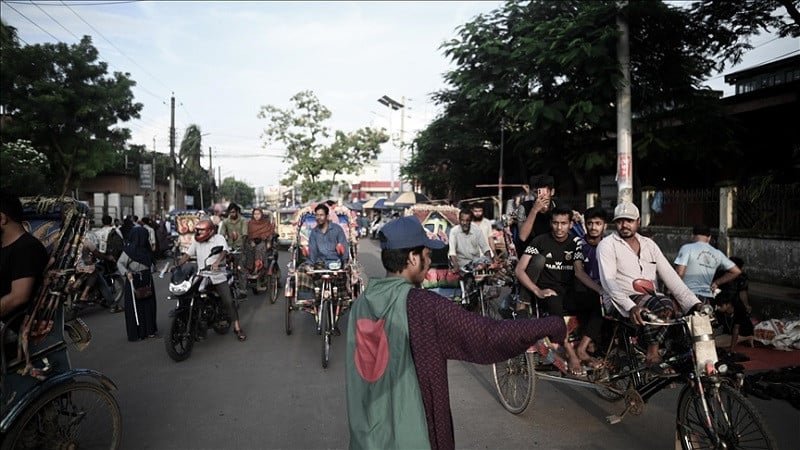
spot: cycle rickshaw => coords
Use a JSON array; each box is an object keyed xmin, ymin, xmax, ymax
[
  {"xmin": 1, "ymin": 197, "xmax": 122, "ymax": 449},
  {"xmin": 283, "ymin": 203, "xmax": 365, "ymax": 368},
  {"xmin": 410, "ymin": 205, "xmax": 509, "ymax": 315}
]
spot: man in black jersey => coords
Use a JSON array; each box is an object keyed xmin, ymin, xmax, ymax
[{"xmin": 515, "ymin": 206, "xmax": 588, "ymax": 375}]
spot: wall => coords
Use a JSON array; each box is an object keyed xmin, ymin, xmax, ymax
[{"xmin": 646, "ymin": 225, "xmax": 800, "ymax": 288}]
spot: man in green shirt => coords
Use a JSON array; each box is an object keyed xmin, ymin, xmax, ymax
[{"xmin": 219, "ymin": 203, "xmax": 248, "ymax": 297}]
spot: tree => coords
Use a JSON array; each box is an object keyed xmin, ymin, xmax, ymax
[
  {"xmin": 218, "ymin": 177, "xmax": 254, "ymax": 207},
  {"xmin": 688, "ymin": 0, "xmax": 800, "ymax": 71},
  {"xmin": 177, "ymin": 124, "xmax": 213, "ymax": 208},
  {"xmin": 0, "ymin": 22, "xmax": 143, "ymax": 196},
  {"xmin": 258, "ymin": 90, "xmax": 389, "ymax": 201},
  {"xmin": 0, "ymin": 139, "xmax": 52, "ymax": 195},
  {"xmin": 408, "ymin": 0, "xmax": 793, "ymax": 198}
]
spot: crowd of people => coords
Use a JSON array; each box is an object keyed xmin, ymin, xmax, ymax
[
  {"xmin": 1, "ymin": 187, "xmax": 758, "ymax": 450},
  {"xmin": 345, "ymin": 174, "xmax": 756, "ymax": 449}
]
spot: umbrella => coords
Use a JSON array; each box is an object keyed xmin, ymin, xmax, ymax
[
  {"xmin": 372, "ymin": 198, "xmax": 389, "ymax": 210},
  {"xmin": 384, "ymin": 191, "xmax": 431, "ymax": 209},
  {"xmin": 345, "ymin": 201, "xmax": 364, "ymax": 211},
  {"xmin": 362, "ymin": 197, "xmax": 386, "ymax": 209}
]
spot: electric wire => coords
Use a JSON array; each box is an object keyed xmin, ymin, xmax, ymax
[
  {"xmin": 59, "ymin": 0, "xmax": 173, "ymax": 94},
  {"xmin": 33, "ymin": 1, "xmax": 81, "ymax": 41},
  {"xmin": 3, "ymin": 2, "xmax": 61, "ymax": 41}
]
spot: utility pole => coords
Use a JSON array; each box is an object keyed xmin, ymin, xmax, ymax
[
  {"xmin": 616, "ymin": 2, "xmax": 633, "ymax": 204},
  {"xmin": 208, "ymin": 146, "xmax": 213, "ymax": 205},
  {"xmin": 498, "ymin": 118, "xmax": 504, "ymax": 217},
  {"xmin": 399, "ymin": 96, "xmax": 406, "ymax": 191},
  {"xmin": 169, "ymin": 94, "xmax": 177, "ymax": 211},
  {"xmin": 152, "ymin": 140, "xmax": 157, "ymax": 214}
]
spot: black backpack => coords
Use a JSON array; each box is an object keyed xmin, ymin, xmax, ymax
[{"xmin": 106, "ymin": 228, "xmax": 125, "ymax": 261}]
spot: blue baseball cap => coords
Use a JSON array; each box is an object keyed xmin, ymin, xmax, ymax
[{"xmin": 379, "ymin": 216, "xmax": 446, "ymax": 250}]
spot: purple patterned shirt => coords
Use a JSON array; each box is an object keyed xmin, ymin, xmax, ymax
[{"xmin": 406, "ymin": 288, "xmax": 565, "ymax": 450}]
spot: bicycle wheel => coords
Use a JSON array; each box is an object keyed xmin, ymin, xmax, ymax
[
  {"xmin": 492, "ymin": 351, "xmax": 536, "ymax": 414},
  {"xmin": 285, "ymin": 291, "xmax": 293, "ymax": 335},
  {"xmin": 321, "ymin": 300, "xmax": 331, "ymax": 369},
  {"xmin": 165, "ymin": 310, "xmax": 194, "ymax": 362},
  {"xmin": 2, "ymin": 380, "xmax": 122, "ymax": 450},
  {"xmin": 267, "ymin": 274, "xmax": 279, "ymax": 304},
  {"xmin": 676, "ymin": 380, "xmax": 777, "ymax": 450},
  {"xmin": 108, "ymin": 274, "xmax": 124, "ymax": 307}
]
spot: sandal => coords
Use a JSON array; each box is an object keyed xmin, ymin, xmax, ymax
[
  {"xmin": 235, "ymin": 328, "xmax": 247, "ymax": 342},
  {"xmin": 568, "ymin": 358, "xmax": 587, "ymax": 377}
]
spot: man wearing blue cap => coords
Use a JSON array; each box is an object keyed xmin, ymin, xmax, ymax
[{"xmin": 345, "ymin": 215, "xmax": 566, "ymax": 450}]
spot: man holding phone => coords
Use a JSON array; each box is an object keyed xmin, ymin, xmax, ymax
[{"xmin": 511, "ymin": 174, "xmax": 556, "ymax": 311}]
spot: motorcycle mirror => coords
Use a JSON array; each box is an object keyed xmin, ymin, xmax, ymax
[{"xmin": 210, "ymin": 245, "xmax": 224, "ymax": 256}]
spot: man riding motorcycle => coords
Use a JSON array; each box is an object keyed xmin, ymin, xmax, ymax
[{"xmin": 174, "ymin": 219, "xmax": 247, "ymax": 342}]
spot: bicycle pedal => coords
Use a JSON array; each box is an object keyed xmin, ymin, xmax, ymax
[{"xmin": 606, "ymin": 414, "xmax": 623, "ymax": 425}]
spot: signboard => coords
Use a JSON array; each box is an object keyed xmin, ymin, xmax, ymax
[{"xmin": 139, "ymin": 163, "xmax": 153, "ymax": 190}]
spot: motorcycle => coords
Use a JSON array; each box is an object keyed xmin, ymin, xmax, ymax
[
  {"xmin": 164, "ymin": 246, "xmax": 233, "ymax": 362},
  {"xmin": 64, "ymin": 259, "xmax": 124, "ymax": 320}
]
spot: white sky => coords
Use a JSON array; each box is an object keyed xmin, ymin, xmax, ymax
[{"xmin": 2, "ymin": 0, "xmax": 798, "ymax": 189}]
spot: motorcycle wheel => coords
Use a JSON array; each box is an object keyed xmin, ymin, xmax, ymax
[{"xmin": 165, "ymin": 310, "xmax": 195, "ymax": 362}]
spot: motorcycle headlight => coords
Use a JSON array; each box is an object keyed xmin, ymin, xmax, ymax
[
  {"xmin": 326, "ymin": 260, "xmax": 342, "ymax": 270},
  {"xmin": 169, "ymin": 280, "xmax": 192, "ymax": 295}
]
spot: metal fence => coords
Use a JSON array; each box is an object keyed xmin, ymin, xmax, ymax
[
  {"xmin": 649, "ymin": 188, "xmax": 719, "ymax": 229},
  {"xmin": 734, "ymin": 183, "xmax": 800, "ymax": 237}
]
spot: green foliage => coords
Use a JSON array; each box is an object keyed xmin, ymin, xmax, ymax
[
  {"xmin": 218, "ymin": 177, "xmax": 254, "ymax": 207},
  {"xmin": 258, "ymin": 90, "xmax": 388, "ymax": 201},
  {"xmin": 409, "ymin": 0, "xmax": 792, "ymax": 198},
  {"xmin": 0, "ymin": 140, "xmax": 53, "ymax": 195},
  {"xmin": 688, "ymin": 0, "xmax": 800, "ymax": 71},
  {"xmin": 177, "ymin": 124, "xmax": 214, "ymax": 207},
  {"xmin": 0, "ymin": 22, "xmax": 142, "ymax": 196}
]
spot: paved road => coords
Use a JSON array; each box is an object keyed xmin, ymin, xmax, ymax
[{"xmin": 69, "ymin": 238, "xmax": 797, "ymax": 449}]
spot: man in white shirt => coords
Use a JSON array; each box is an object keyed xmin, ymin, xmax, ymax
[
  {"xmin": 448, "ymin": 209, "xmax": 492, "ymax": 271},
  {"xmin": 597, "ymin": 201, "xmax": 701, "ymax": 369},
  {"xmin": 174, "ymin": 219, "xmax": 247, "ymax": 342},
  {"xmin": 470, "ymin": 203, "xmax": 496, "ymax": 258}
]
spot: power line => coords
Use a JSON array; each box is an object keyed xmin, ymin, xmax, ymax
[
  {"xmin": 33, "ymin": 1, "xmax": 81, "ymax": 41},
  {"xmin": 59, "ymin": 0, "xmax": 173, "ymax": 93},
  {"xmin": 4, "ymin": 2, "xmax": 61, "ymax": 41},
  {"xmin": 5, "ymin": 1, "xmax": 139, "ymax": 5}
]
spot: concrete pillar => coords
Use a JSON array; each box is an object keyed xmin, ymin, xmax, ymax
[
  {"xmin": 134, "ymin": 195, "xmax": 145, "ymax": 219},
  {"xmin": 107, "ymin": 193, "xmax": 121, "ymax": 221},
  {"xmin": 719, "ymin": 186, "xmax": 735, "ymax": 255},
  {"xmin": 92, "ymin": 192, "xmax": 105, "ymax": 224},
  {"xmin": 641, "ymin": 189, "xmax": 655, "ymax": 227},
  {"xmin": 586, "ymin": 192, "xmax": 599, "ymax": 209}
]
